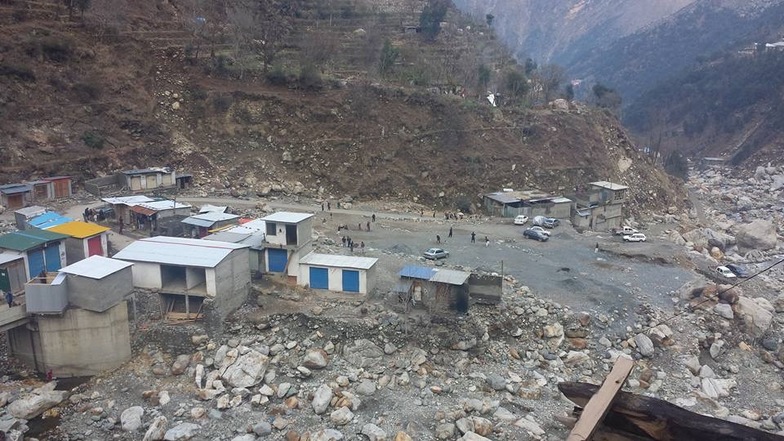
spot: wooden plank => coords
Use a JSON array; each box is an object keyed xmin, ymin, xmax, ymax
[
  {"xmin": 567, "ymin": 356, "xmax": 635, "ymax": 441},
  {"xmin": 560, "ymin": 382, "xmax": 784, "ymax": 441}
]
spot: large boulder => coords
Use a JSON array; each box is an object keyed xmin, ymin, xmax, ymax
[
  {"xmin": 682, "ymin": 228, "xmax": 735, "ymax": 250},
  {"xmin": 7, "ymin": 382, "xmax": 68, "ymax": 420},
  {"xmin": 735, "ymin": 220, "xmax": 778, "ymax": 251},
  {"xmin": 734, "ymin": 297, "xmax": 775, "ymax": 334},
  {"xmin": 219, "ymin": 348, "xmax": 269, "ymax": 388},
  {"xmin": 343, "ymin": 339, "xmax": 384, "ymax": 368},
  {"xmin": 302, "ymin": 348, "xmax": 330, "ymax": 369},
  {"xmin": 312, "ymin": 384, "xmax": 333, "ymax": 415}
]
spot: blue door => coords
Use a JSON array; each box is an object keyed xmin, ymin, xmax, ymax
[
  {"xmin": 268, "ymin": 249, "xmax": 288, "ymax": 273},
  {"xmin": 342, "ymin": 270, "xmax": 360, "ymax": 293},
  {"xmin": 27, "ymin": 249, "xmax": 45, "ymax": 279},
  {"xmin": 44, "ymin": 243, "xmax": 61, "ymax": 272},
  {"xmin": 309, "ymin": 267, "xmax": 328, "ymax": 289}
]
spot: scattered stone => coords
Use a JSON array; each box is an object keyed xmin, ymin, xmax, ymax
[
  {"xmin": 361, "ymin": 423, "xmax": 387, "ymax": 441},
  {"xmin": 143, "ymin": 416, "xmax": 168, "ymax": 441},
  {"xmin": 121, "ymin": 406, "xmax": 144, "ymax": 432},
  {"xmin": 312, "ymin": 384, "xmax": 333, "ymax": 414},
  {"xmin": 164, "ymin": 423, "xmax": 201, "ymax": 440},
  {"xmin": 330, "ymin": 407, "xmax": 354, "ymax": 425},
  {"xmin": 302, "ymin": 349, "xmax": 330, "ymax": 369},
  {"xmin": 634, "ymin": 334, "xmax": 655, "ymax": 357}
]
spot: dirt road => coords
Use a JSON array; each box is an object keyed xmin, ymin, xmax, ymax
[{"xmin": 181, "ymin": 195, "xmax": 695, "ymax": 332}]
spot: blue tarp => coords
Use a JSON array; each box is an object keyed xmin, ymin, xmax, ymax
[
  {"xmin": 399, "ymin": 265, "xmax": 436, "ymax": 280},
  {"xmin": 30, "ymin": 212, "xmax": 74, "ymax": 230}
]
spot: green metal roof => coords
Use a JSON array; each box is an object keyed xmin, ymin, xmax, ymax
[{"xmin": 0, "ymin": 230, "xmax": 68, "ymax": 251}]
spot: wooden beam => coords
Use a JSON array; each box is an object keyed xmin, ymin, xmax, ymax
[
  {"xmin": 567, "ymin": 356, "xmax": 635, "ymax": 441},
  {"xmin": 560, "ymin": 382, "xmax": 784, "ymax": 441}
]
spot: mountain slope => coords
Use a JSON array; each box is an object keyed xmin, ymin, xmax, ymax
[{"xmin": 0, "ymin": 0, "xmax": 684, "ymax": 213}]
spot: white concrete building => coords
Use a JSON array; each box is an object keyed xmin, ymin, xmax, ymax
[
  {"xmin": 261, "ymin": 212, "xmax": 314, "ymax": 278},
  {"xmin": 298, "ymin": 253, "xmax": 378, "ymax": 294}
]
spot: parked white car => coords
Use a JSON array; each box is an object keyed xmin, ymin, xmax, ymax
[
  {"xmin": 513, "ymin": 215, "xmax": 529, "ymax": 225},
  {"xmin": 716, "ymin": 266, "xmax": 737, "ymax": 279},
  {"xmin": 615, "ymin": 226, "xmax": 639, "ymax": 236},
  {"xmin": 622, "ymin": 233, "xmax": 647, "ymax": 242}
]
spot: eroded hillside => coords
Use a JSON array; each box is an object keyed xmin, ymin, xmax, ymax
[{"xmin": 0, "ymin": 0, "xmax": 684, "ymax": 213}]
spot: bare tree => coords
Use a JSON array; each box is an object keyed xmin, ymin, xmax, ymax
[
  {"xmin": 536, "ymin": 64, "xmax": 566, "ymax": 103},
  {"xmin": 88, "ymin": 0, "xmax": 128, "ymax": 40},
  {"xmin": 300, "ymin": 30, "xmax": 338, "ymax": 72}
]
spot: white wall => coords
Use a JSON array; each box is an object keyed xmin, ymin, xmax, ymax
[
  {"xmin": 298, "ymin": 265, "xmax": 369, "ymax": 294},
  {"xmin": 129, "ymin": 262, "xmax": 163, "ymax": 289}
]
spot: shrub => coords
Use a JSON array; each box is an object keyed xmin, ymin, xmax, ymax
[
  {"xmin": 40, "ymin": 38, "xmax": 72, "ymax": 62},
  {"xmin": 72, "ymin": 81, "xmax": 101, "ymax": 103},
  {"xmin": 298, "ymin": 63, "xmax": 322, "ymax": 90},
  {"xmin": 82, "ymin": 131, "xmax": 105, "ymax": 149},
  {"xmin": 266, "ymin": 65, "xmax": 289, "ymax": 86},
  {"xmin": 211, "ymin": 94, "xmax": 233, "ymax": 113},
  {"xmin": 0, "ymin": 64, "xmax": 36, "ymax": 82}
]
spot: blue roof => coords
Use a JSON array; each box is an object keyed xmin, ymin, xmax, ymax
[
  {"xmin": 30, "ymin": 212, "xmax": 74, "ymax": 229},
  {"xmin": 399, "ymin": 265, "xmax": 436, "ymax": 280}
]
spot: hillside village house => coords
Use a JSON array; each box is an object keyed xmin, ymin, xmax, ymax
[
  {"xmin": 0, "ymin": 230, "xmax": 68, "ymax": 279},
  {"xmin": 483, "ymin": 190, "xmax": 572, "ymax": 219},
  {"xmin": 571, "ymin": 181, "xmax": 628, "ymax": 231},
  {"xmin": 0, "ymin": 252, "xmax": 27, "ymax": 295},
  {"xmin": 261, "ymin": 212, "xmax": 314, "ymax": 279},
  {"xmin": 14, "ymin": 206, "xmax": 48, "ymax": 230},
  {"xmin": 298, "ymin": 253, "xmax": 378, "ymax": 294},
  {"xmin": 395, "ymin": 265, "xmax": 471, "ymax": 313},
  {"xmin": 182, "ymin": 212, "xmax": 240, "ymax": 238},
  {"xmin": 28, "ymin": 212, "xmax": 74, "ymax": 230},
  {"xmin": 10, "ymin": 256, "xmax": 133, "ymax": 376},
  {"xmin": 46, "ymin": 221, "xmax": 110, "ymax": 262},
  {"xmin": 113, "ymin": 236, "xmax": 250, "ymax": 324},
  {"xmin": 0, "ymin": 183, "xmax": 33, "ymax": 210},
  {"xmin": 28, "ymin": 176, "xmax": 73, "ymax": 201},
  {"xmin": 121, "ymin": 167, "xmax": 176, "ymax": 192},
  {"xmin": 130, "ymin": 199, "xmax": 192, "ymax": 231}
]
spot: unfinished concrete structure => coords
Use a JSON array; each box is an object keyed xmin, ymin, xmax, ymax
[
  {"xmin": 203, "ymin": 219, "xmax": 266, "ymax": 275},
  {"xmin": 7, "ymin": 256, "xmax": 134, "ymax": 376},
  {"xmin": 572, "ymin": 181, "xmax": 628, "ymax": 231},
  {"xmin": 113, "ymin": 237, "xmax": 250, "ymax": 324}
]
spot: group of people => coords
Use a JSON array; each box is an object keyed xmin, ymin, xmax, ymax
[{"xmin": 341, "ymin": 236, "xmax": 365, "ymax": 253}]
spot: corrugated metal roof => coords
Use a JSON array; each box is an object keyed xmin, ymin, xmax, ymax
[
  {"xmin": 182, "ymin": 212, "xmax": 238, "ymax": 227},
  {"xmin": 299, "ymin": 252, "xmax": 378, "ymax": 270},
  {"xmin": 0, "ymin": 184, "xmax": 32, "ymax": 194},
  {"xmin": 203, "ymin": 231, "xmax": 251, "ymax": 244},
  {"xmin": 101, "ymin": 196, "xmax": 155, "ymax": 206},
  {"xmin": 122, "ymin": 167, "xmax": 171, "ymax": 175},
  {"xmin": 199, "ymin": 204, "xmax": 227, "ymax": 214},
  {"xmin": 240, "ymin": 219, "xmax": 266, "ymax": 231},
  {"xmin": 484, "ymin": 192, "xmax": 521, "ymax": 204},
  {"xmin": 262, "ymin": 212, "xmax": 314, "ymax": 224},
  {"xmin": 47, "ymin": 221, "xmax": 110, "ymax": 239},
  {"xmin": 0, "ymin": 252, "xmax": 24, "ymax": 266},
  {"xmin": 59, "ymin": 255, "xmax": 133, "ymax": 279},
  {"xmin": 590, "ymin": 181, "xmax": 628, "ymax": 191},
  {"xmin": 130, "ymin": 205, "xmax": 156, "ymax": 216},
  {"xmin": 0, "ymin": 230, "xmax": 68, "ymax": 251},
  {"xmin": 136, "ymin": 200, "xmax": 191, "ymax": 211},
  {"xmin": 15, "ymin": 206, "xmax": 48, "ymax": 217},
  {"xmin": 113, "ymin": 236, "xmax": 248, "ymax": 268},
  {"xmin": 399, "ymin": 265, "xmax": 436, "ymax": 280},
  {"xmin": 430, "ymin": 268, "xmax": 470, "ymax": 285},
  {"xmin": 30, "ymin": 212, "xmax": 74, "ymax": 229},
  {"xmin": 551, "ymin": 197, "xmax": 572, "ymax": 204},
  {"xmin": 205, "ymin": 223, "xmax": 265, "ymax": 248}
]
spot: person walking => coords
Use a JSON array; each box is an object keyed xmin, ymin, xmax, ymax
[
  {"xmin": 366, "ymin": 221, "xmax": 371, "ymax": 232},
  {"xmin": 471, "ymin": 232, "xmax": 476, "ymax": 243},
  {"xmin": 360, "ymin": 241, "xmax": 365, "ymax": 254},
  {"xmin": 349, "ymin": 241, "xmax": 354, "ymax": 252},
  {"xmin": 358, "ymin": 222, "xmax": 362, "ymax": 231},
  {"xmin": 448, "ymin": 226, "xmax": 453, "ymax": 238},
  {"xmin": 372, "ymin": 214, "xmax": 376, "ymax": 222},
  {"xmin": 485, "ymin": 236, "xmax": 490, "ymax": 247},
  {"xmin": 321, "ymin": 202, "xmax": 325, "ymax": 211},
  {"xmin": 436, "ymin": 234, "xmax": 441, "ymax": 244},
  {"xmin": 327, "ymin": 201, "xmax": 331, "ymax": 210},
  {"xmin": 5, "ymin": 290, "xmax": 13, "ymax": 308},
  {"xmin": 342, "ymin": 236, "xmax": 347, "ymax": 247},
  {"xmin": 118, "ymin": 217, "xmax": 124, "ymax": 234}
]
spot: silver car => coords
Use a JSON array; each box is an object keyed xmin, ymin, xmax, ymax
[{"xmin": 423, "ymin": 248, "xmax": 449, "ymax": 260}]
